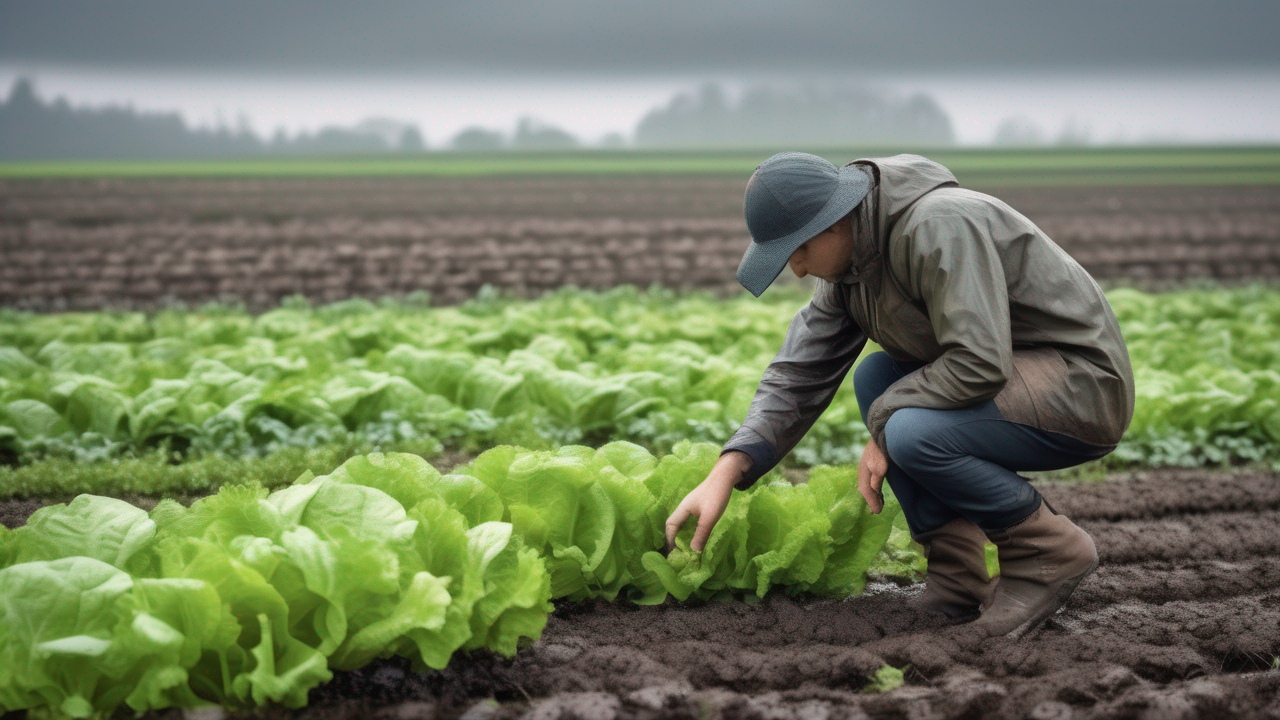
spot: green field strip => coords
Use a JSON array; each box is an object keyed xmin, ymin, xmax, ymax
[
  {"xmin": 0, "ymin": 440, "xmax": 448, "ymax": 500},
  {"xmin": 2, "ymin": 146, "xmax": 1278, "ymax": 184}
]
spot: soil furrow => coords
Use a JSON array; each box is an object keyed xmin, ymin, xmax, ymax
[
  {"xmin": 1074, "ymin": 557, "xmax": 1280, "ymax": 607},
  {"xmin": 1056, "ymin": 592, "xmax": 1280, "ymax": 662},
  {"xmin": 287, "ymin": 590, "xmax": 1280, "ymax": 720},
  {"xmin": 6, "ymin": 180, "xmax": 1280, "ymax": 311},
  {"xmin": 1084, "ymin": 509, "xmax": 1280, "ymax": 564},
  {"xmin": 295, "ymin": 665, "xmax": 1280, "ymax": 720},
  {"xmin": 1038, "ymin": 469, "xmax": 1280, "ymax": 522}
]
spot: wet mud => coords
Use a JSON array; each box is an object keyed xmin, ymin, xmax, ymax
[{"xmin": 7, "ymin": 466, "xmax": 1280, "ymax": 719}]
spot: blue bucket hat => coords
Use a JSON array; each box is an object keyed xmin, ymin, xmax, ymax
[{"xmin": 737, "ymin": 152, "xmax": 870, "ymax": 297}]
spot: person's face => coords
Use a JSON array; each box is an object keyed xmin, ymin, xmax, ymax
[{"xmin": 787, "ymin": 214, "xmax": 855, "ymax": 283}]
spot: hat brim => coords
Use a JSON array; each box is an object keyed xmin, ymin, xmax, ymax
[{"xmin": 736, "ymin": 165, "xmax": 870, "ymax": 298}]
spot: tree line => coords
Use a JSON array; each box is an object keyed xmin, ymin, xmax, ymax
[{"xmin": 0, "ymin": 78, "xmax": 959, "ymax": 160}]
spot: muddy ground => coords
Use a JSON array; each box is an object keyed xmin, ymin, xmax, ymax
[
  {"xmin": 4, "ymin": 466, "xmax": 1280, "ymax": 719},
  {"xmin": 3, "ymin": 178, "xmax": 1279, "ymax": 311}
]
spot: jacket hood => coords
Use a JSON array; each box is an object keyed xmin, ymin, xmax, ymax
[
  {"xmin": 834, "ymin": 154, "xmax": 958, "ymax": 297},
  {"xmin": 849, "ymin": 154, "xmax": 958, "ymax": 240}
]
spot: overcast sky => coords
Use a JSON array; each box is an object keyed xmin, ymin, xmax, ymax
[
  {"xmin": 2, "ymin": 1, "xmax": 1278, "ymax": 145},
  {"xmin": 4, "ymin": 1, "xmax": 1277, "ymax": 74}
]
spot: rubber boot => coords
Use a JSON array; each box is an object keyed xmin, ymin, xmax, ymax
[
  {"xmin": 970, "ymin": 499, "xmax": 1098, "ymax": 639},
  {"xmin": 912, "ymin": 517, "xmax": 998, "ymax": 623}
]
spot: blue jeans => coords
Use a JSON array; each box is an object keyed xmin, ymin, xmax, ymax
[{"xmin": 852, "ymin": 352, "xmax": 1113, "ymax": 538}]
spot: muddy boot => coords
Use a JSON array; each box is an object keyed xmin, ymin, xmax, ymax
[
  {"xmin": 970, "ymin": 499, "xmax": 1098, "ymax": 639},
  {"xmin": 912, "ymin": 517, "xmax": 998, "ymax": 623}
]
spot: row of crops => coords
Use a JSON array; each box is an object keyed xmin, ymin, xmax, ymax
[
  {"xmin": 3, "ymin": 283, "xmax": 1280, "ymax": 486},
  {"xmin": 3, "ymin": 282, "xmax": 1279, "ymax": 716},
  {"xmin": 0, "ymin": 442, "xmax": 925, "ymax": 717}
]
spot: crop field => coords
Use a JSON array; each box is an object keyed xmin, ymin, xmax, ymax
[{"xmin": 3, "ymin": 153, "xmax": 1280, "ymax": 720}]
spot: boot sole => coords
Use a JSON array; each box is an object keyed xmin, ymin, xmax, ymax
[{"xmin": 1003, "ymin": 556, "xmax": 1099, "ymax": 640}]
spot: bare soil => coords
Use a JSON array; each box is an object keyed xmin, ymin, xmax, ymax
[
  {"xmin": 3, "ymin": 178, "xmax": 1279, "ymax": 311},
  {"xmin": 5, "ymin": 467, "xmax": 1280, "ymax": 719}
]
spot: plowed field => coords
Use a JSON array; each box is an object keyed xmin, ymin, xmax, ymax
[
  {"xmin": 3, "ymin": 177, "xmax": 1278, "ymax": 311},
  {"xmin": 4, "ymin": 467, "xmax": 1278, "ymax": 720}
]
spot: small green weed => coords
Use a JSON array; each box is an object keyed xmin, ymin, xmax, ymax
[{"xmin": 862, "ymin": 664, "xmax": 908, "ymax": 693}]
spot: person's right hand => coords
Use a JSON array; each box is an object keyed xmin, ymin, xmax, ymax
[
  {"xmin": 857, "ymin": 437, "xmax": 888, "ymax": 514},
  {"xmin": 663, "ymin": 450, "xmax": 753, "ymax": 554}
]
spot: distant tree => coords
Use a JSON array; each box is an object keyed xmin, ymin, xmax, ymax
[
  {"xmin": 512, "ymin": 117, "xmax": 579, "ymax": 150},
  {"xmin": 598, "ymin": 132, "xmax": 627, "ymax": 148},
  {"xmin": 450, "ymin": 126, "xmax": 507, "ymax": 151},
  {"xmin": 634, "ymin": 82, "xmax": 955, "ymax": 149},
  {"xmin": 287, "ymin": 127, "xmax": 389, "ymax": 154},
  {"xmin": 1056, "ymin": 116, "xmax": 1092, "ymax": 147},
  {"xmin": 891, "ymin": 94, "xmax": 953, "ymax": 146},
  {"xmin": 399, "ymin": 126, "xmax": 426, "ymax": 152},
  {"xmin": 7, "ymin": 78, "xmax": 36, "ymax": 110},
  {"xmin": 0, "ymin": 76, "xmax": 263, "ymax": 160},
  {"xmin": 635, "ymin": 83, "xmax": 729, "ymax": 147},
  {"xmin": 993, "ymin": 115, "xmax": 1045, "ymax": 146},
  {"xmin": 269, "ymin": 126, "xmax": 290, "ymax": 150},
  {"xmin": 0, "ymin": 79, "xmax": 446, "ymax": 159},
  {"xmin": 352, "ymin": 117, "xmax": 421, "ymax": 148}
]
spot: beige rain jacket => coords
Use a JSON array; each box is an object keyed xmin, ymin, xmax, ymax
[{"xmin": 723, "ymin": 154, "xmax": 1135, "ymax": 491}]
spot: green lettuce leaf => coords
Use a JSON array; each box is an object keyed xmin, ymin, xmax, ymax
[
  {"xmin": 0, "ymin": 557, "xmax": 134, "ymax": 717},
  {"xmin": 8, "ymin": 495, "xmax": 158, "ymax": 575}
]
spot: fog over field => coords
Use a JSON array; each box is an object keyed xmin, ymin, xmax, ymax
[
  {"xmin": 2, "ymin": 1, "xmax": 1277, "ymax": 152},
  {"xmin": 4, "ymin": 67, "xmax": 1278, "ymax": 149}
]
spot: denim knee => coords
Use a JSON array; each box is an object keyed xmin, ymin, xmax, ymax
[{"xmin": 883, "ymin": 408, "xmax": 943, "ymax": 474}]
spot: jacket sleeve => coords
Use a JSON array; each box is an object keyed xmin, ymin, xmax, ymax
[
  {"xmin": 864, "ymin": 213, "xmax": 1013, "ymax": 457},
  {"xmin": 722, "ymin": 280, "xmax": 868, "ymax": 491}
]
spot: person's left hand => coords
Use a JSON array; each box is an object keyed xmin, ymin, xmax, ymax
[{"xmin": 858, "ymin": 437, "xmax": 888, "ymax": 513}]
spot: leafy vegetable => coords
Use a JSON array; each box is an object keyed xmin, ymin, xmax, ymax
[
  {"xmin": 0, "ymin": 442, "xmax": 905, "ymax": 716},
  {"xmin": 0, "ymin": 459, "xmax": 555, "ymax": 716},
  {"xmin": 5, "ymin": 285, "xmax": 1280, "ymax": 474}
]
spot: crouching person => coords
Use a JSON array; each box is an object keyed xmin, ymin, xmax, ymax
[{"xmin": 664, "ymin": 152, "xmax": 1135, "ymax": 639}]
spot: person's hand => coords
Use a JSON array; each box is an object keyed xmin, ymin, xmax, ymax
[
  {"xmin": 664, "ymin": 451, "xmax": 752, "ymax": 554},
  {"xmin": 858, "ymin": 437, "xmax": 888, "ymax": 513}
]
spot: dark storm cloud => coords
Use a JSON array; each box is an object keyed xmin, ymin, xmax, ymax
[{"xmin": 2, "ymin": 0, "xmax": 1276, "ymax": 74}]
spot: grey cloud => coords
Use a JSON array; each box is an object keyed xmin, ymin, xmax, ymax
[{"xmin": 1, "ymin": 0, "xmax": 1276, "ymax": 74}]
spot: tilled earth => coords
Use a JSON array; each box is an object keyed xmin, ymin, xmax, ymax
[
  {"xmin": 5, "ymin": 467, "xmax": 1280, "ymax": 719},
  {"xmin": 3, "ymin": 178, "xmax": 1279, "ymax": 311}
]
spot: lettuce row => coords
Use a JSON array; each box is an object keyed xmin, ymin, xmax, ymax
[
  {"xmin": 440, "ymin": 440, "xmax": 904, "ymax": 604},
  {"xmin": 7, "ymin": 285, "xmax": 1280, "ymax": 472},
  {"xmin": 0, "ymin": 291, "xmax": 806, "ymax": 465},
  {"xmin": 0, "ymin": 441, "xmax": 904, "ymax": 717},
  {"xmin": 0, "ymin": 472, "xmax": 552, "ymax": 716}
]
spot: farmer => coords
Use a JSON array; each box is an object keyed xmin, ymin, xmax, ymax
[{"xmin": 663, "ymin": 152, "xmax": 1135, "ymax": 639}]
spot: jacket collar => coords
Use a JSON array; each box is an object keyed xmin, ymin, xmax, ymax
[
  {"xmin": 837, "ymin": 156, "xmax": 956, "ymax": 300},
  {"xmin": 839, "ymin": 163, "xmax": 884, "ymax": 298},
  {"xmin": 838, "ymin": 228, "xmax": 884, "ymax": 298}
]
